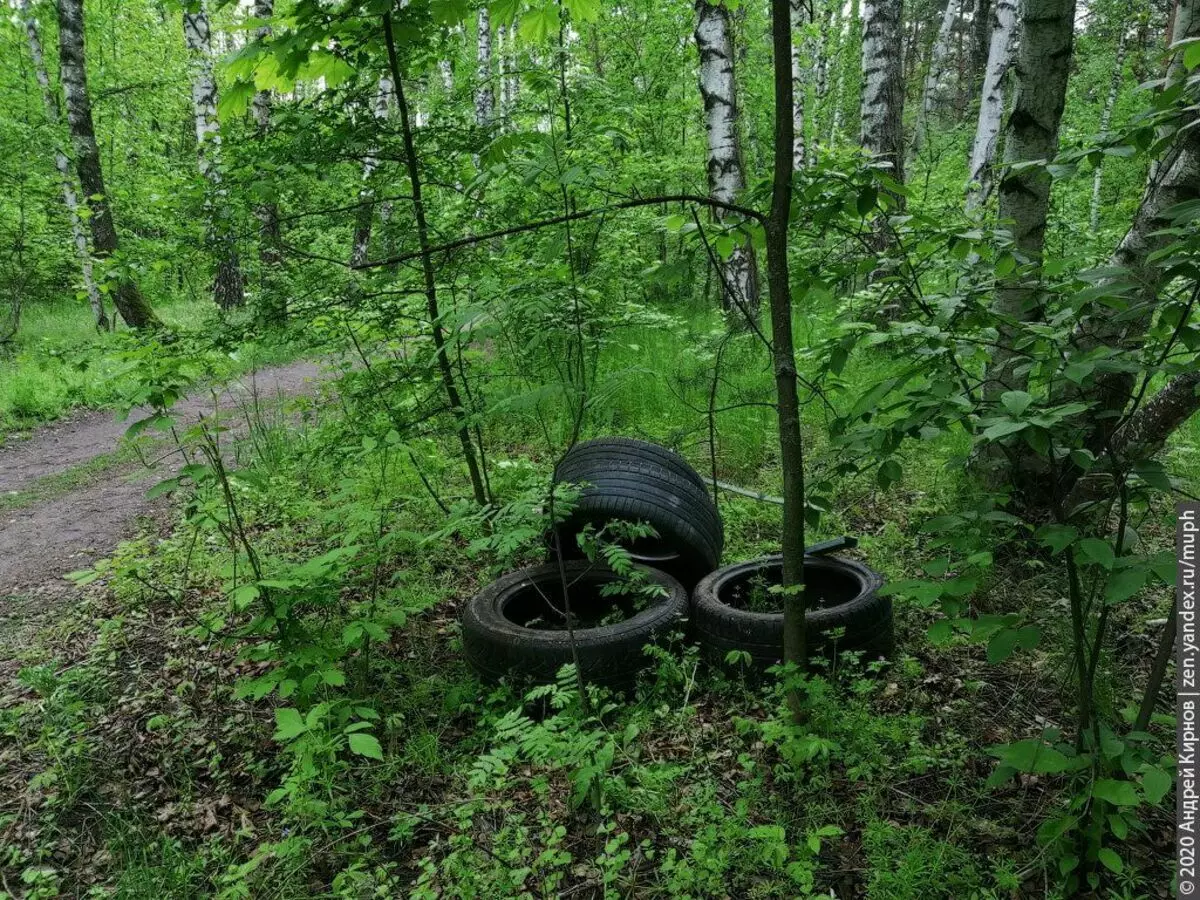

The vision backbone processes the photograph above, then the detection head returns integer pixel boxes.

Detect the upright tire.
[691,555,891,671]
[462,561,688,690]
[554,438,723,588]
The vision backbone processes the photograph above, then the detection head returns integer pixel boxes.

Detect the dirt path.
[0,359,334,614]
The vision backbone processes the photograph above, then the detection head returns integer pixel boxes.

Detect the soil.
[0,359,334,652]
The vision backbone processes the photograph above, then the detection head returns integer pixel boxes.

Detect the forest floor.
[0,359,333,656]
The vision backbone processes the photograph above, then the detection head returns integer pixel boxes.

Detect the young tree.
[965,0,1018,211]
[184,1,245,309]
[695,0,761,319]
[766,0,808,709]
[18,0,106,331]
[982,0,1076,400]
[859,0,906,248]
[56,0,160,330]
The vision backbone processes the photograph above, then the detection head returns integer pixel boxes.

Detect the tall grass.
[0,296,306,439]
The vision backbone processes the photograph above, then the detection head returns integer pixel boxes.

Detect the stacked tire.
[461,436,894,689]
[552,438,723,590]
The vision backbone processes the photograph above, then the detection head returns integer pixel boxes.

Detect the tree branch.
[353,194,765,269]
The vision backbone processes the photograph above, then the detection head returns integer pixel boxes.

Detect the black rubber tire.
[555,477,722,588]
[556,455,725,544]
[462,561,688,690]
[691,555,892,671]
[553,438,723,588]
[561,437,710,494]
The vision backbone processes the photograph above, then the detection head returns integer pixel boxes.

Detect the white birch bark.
[1089,23,1130,231]
[476,8,494,127]
[790,0,808,168]
[983,0,1076,401]
[184,2,245,309]
[18,0,106,330]
[915,0,961,151]
[860,0,906,257]
[965,0,1018,211]
[695,0,760,318]
[350,76,394,268]
[57,0,159,329]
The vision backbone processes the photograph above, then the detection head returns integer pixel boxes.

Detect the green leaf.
[982,419,1028,441]
[1077,538,1114,570]
[1104,567,1146,605]
[1000,391,1033,417]
[1092,778,1140,807]
[274,708,306,741]
[1036,524,1079,555]
[987,628,1019,663]
[877,458,902,489]
[1141,766,1172,805]
[348,732,384,761]
[1097,848,1123,874]
[991,739,1072,774]
[1184,39,1200,71]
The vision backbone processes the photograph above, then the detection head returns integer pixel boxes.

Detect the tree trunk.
[830,0,861,143]
[251,0,284,325]
[790,0,808,168]
[1089,22,1130,232]
[383,14,489,508]
[476,8,494,128]
[915,0,961,152]
[767,0,809,707]
[20,0,107,331]
[968,0,993,97]
[1112,371,1200,462]
[350,77,394,268]
[980,0,1075,401]
[965,0,1019,211]
[695,0,761,321]
[1067,0,1200,433]
[859,0,906,247]
[57,0,160,330]
[184,2,245,310]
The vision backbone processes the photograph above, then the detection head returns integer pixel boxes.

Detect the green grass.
[0,296,312,440]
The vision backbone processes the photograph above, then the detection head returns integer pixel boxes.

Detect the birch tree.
[350,77,394,268]
[250,0,284,323]
[1089,19,1131,231]
[695,0,760,319]
[1069,0,1200,430]
[56,0,160,330]
[790,0,808,168]
[914,0,961,151]
[18,0,106,331]
[965,0,1018,211]
[982,0,1076,400]
[859,0,906,247]
[476,8,494,128]
[184,2,245,310]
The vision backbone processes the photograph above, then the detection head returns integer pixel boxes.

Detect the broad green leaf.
[348,732,384,760]
[1097,848,1123,874]
[1141,766,1171,805]
[1036,524,1079,555]
[1092,778,1140,807]
[1104,567,1146,605]
[1077,538,1114,570]
[1000,390,1033,417]
[274,708,306,741]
